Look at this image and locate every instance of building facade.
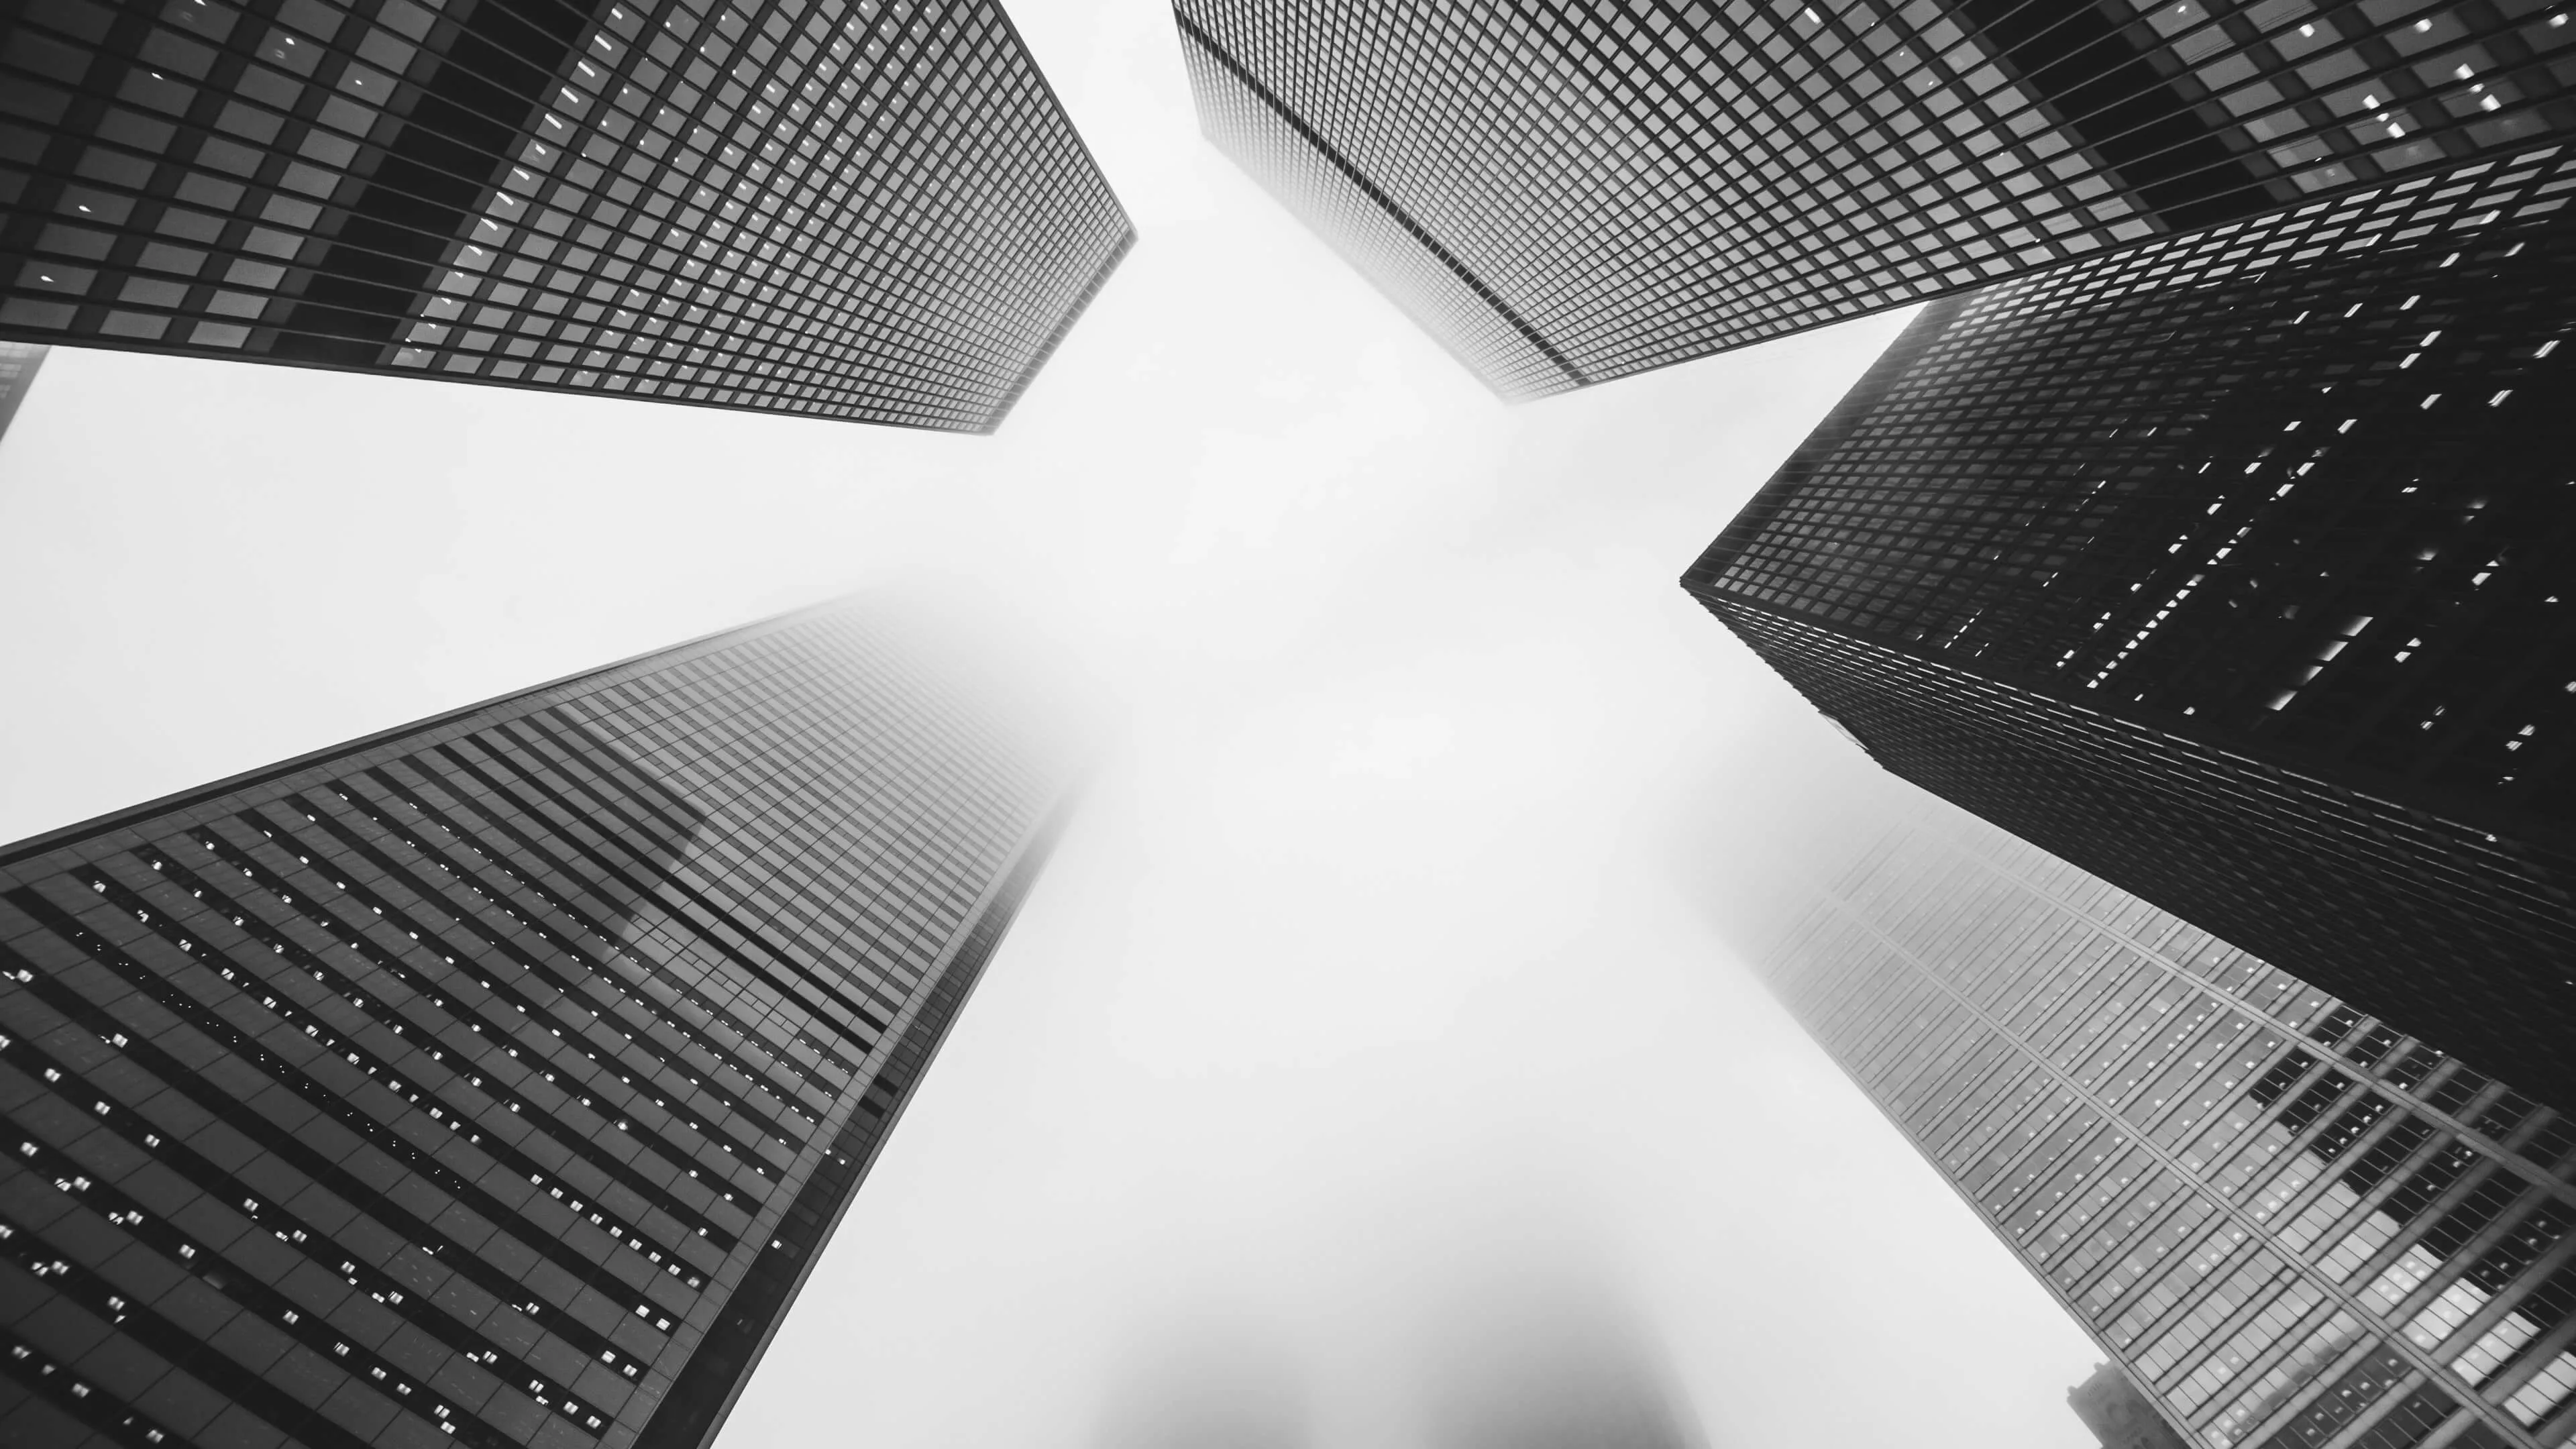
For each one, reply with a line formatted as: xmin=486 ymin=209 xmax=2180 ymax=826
xmin=0 ymin=601 xmax=1073 ymax=1449
xmin=0 ymin=341 xmax=47 ymax=443
xmin=1175 ymin=0 xmax=2576 ymax=398
xmin=1757 ymin=802 xmax=2576 ymax=1449
xmin=1684 ymin=144 xmax=2576 ymax=1108
xmin=0 ymin=0 xmax=1131 ymax=431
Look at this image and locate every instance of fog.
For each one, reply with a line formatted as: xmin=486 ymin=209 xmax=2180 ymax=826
xmin=0 ymin=1 xmax=2106 ymax=1444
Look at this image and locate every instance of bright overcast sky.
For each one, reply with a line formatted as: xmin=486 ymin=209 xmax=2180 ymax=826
xmin=0 ymin=1 xmax=2106 ymax=1445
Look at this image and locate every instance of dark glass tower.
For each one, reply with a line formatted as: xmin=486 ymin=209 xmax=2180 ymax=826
xmin=0 ymin=601 xmax=1073 ymax=1449
xmin=0 ymin=0 xmax=1132 ymax=432
xmin=1684 ymin=147 xmax=2576 ymax=1108
xmin=1754 ymin=801 xmax=2576 ymax=1449
xmin=1175 ymin=0 xmax=2576 ymax=397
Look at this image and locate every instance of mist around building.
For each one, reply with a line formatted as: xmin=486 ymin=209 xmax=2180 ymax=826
xmin=3 ymin=3 xmax=2574 ymax=1449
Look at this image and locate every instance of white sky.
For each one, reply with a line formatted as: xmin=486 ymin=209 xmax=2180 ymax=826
xmin=0 ymin=1 xmax=2106 ymax=1444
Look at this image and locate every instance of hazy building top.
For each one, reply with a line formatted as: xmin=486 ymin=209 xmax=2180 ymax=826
xmin=2070 ymin=1361 xmax=2192 ymax=1449
xmin=1686 ymin=146 xmax=2576 ymax=1108
xmin=1415 ymin=1263 xmax=1711 ymax=1449
xmin=1750 ymin=799 xmax=2576 ymax=1449
xmin=1087 ymin=1316 xmax=1311 ymax=1449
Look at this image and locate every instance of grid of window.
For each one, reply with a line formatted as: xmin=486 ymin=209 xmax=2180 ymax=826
xmin=1692 ymin=143 xmax=2576 ymax=811
xmin=1758 ymin=802 xmax=2576 ymax=1449
xmin=0 ymin=601 xmax=1072 ymax=1449
xmin=0 ymin=0 xmax=1132 ymax=432
xmin=1174 ymin=0 xmax=2576 ymax=399
xmin=1680 ymin=144 xmax=2576 ymax=1112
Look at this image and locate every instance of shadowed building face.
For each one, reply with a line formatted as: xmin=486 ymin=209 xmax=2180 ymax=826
xmin=2072 ymin=1360 xmax=2192 ymax=1449
xmin=1175 ymin=0 xmax=2576 ymax=398
xmin=1685 ymin=148 xmax=2576 ymax=1108
xmin=0 ymin=0 xmax=1132 ymax=431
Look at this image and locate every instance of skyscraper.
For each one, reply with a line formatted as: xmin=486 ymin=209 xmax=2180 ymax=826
xmin=1683 ymin=146 xmax=2576 ymax=1108
xmin=0 ymin=0 xmax=1132 ymax=432
xmin=1754 ymin=800 xmax=2576 ymax=1449
xmin=1174 ymin=0 xmax=2575 ymax=398
xmin=0 ymin=600 xmax=1075 ymax=1449
xmin=0 ymin=341 xmax=47 ymax=444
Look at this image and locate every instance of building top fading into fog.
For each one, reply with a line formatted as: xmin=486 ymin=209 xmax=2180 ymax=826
xmin=1687 ymin=145 xmax=2576 ymax=1110
xmin=0 ymin=600 xmax=1074 ymax=1449
xmin=1175 ymin=0 xmax=2574 ymax=398
xmin=1414 ymin=1263 xmax=1710 ymax=1449
xmin=0 ymin=0 xmax=1131 ymax=431
xmin=2072 ymin=1361 xmax=2192 ymax=1449
xmin=1755 ymin=798 xmax=2576 ymax=1449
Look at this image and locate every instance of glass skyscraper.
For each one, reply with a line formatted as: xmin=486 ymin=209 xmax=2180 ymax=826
xmin=1755 ymin=800 xmax=2576 ymax=1449
xmin=0 ymin=600 xmax=1073 ymax=1449
xmin=1175 ymin=0 xmax=2575 ymax=397
xmin=0 ymin=0 xmax=1132 ymax=431
xmin=1684 ymin=145 xmax=2576 ymax=1109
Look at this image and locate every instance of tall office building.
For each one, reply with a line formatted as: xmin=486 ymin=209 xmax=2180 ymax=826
xmin=1175 ymin=0 xmax=2575 ymax=398
xmin=0 ymin=600 xmax=1074 ymax=1449
xmin=1683 ymin=146 xmax=2576 ymax=1108
xmin=1756 ymin=800 xmax=2576 ymax=1449
xmin=0 ymin=0 xmax=1132 ymax=432
xmin=0 ymin=340 xmax=48 ymax=443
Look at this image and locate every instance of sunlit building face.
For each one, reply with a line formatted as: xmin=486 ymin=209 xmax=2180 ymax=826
xmin=0 ymin=602 xmax=1071 ymax=1449
xmin=1755 ymin=804 xmax=2576 ymax=1449
xmin=1174 ymin=0 xmax=2576 ymax=398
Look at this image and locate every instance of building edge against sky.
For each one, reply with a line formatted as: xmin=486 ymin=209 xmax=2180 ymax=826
xmin=0 ymin=598 xmax=1078 ymax=1449
xmin=0 ymin=0 xmax=1133 ymax=433
xmin=1684 ymin=142 xmax=2576 ymax=1110
xmin=1173 ymin=0 xmax=2576 ymax=398
xmin=1751 ymin=794 xmax=2576 ymax=1449
xmin=0 ymin=341 xmax=47 ymax=443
